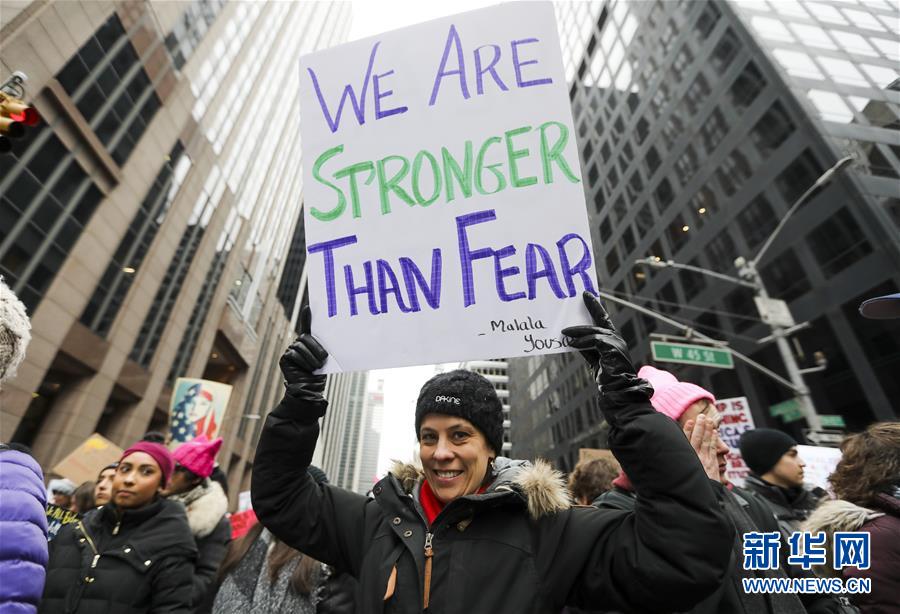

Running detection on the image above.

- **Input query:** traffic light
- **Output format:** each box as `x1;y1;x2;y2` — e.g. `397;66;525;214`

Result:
0;91;40;153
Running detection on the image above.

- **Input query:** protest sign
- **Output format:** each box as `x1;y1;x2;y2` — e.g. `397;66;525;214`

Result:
796;444;842;495
299;2;598;372
46;503;79;541
169;378;233;444
230;509;258;540
715;396;756;486
51;433;124;486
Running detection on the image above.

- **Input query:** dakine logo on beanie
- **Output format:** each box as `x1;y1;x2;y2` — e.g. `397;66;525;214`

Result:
415;370;504;455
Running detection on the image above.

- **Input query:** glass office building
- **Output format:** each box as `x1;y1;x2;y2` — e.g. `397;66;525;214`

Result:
1;0;351;502
510;0;899;471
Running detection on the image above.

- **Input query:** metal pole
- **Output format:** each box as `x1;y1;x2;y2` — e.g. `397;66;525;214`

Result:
736;262;823;431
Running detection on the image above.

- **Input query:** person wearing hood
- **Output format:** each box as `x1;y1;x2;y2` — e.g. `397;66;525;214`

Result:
739;428;828;535
595;367;841;614
252;295;733;613
803;422;900;614
163;436;231;614
39;441;196;614
1;443;48;614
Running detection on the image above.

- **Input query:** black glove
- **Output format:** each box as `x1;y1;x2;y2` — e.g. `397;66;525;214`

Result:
279;307;328;413
562;291;653;406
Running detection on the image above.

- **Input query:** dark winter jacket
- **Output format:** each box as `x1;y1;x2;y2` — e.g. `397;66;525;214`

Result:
212;527;356;614
595;482;843;614
743;474;826;535
804;493;900;614
168;480;231;614
0;447;49;614
252;393;733;614
38;498;197;614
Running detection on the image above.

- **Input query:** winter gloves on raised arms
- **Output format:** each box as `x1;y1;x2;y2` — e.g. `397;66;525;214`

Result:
279;307;329;421
562;291;654;410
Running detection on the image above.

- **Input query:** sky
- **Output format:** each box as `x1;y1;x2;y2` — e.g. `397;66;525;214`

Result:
345;1;496;478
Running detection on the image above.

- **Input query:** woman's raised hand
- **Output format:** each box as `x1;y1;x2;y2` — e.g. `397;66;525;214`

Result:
279;306;328;403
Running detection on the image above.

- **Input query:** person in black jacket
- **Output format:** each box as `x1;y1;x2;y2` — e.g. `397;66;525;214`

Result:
595;373;842;614
164;436;231;614
251;294;733;613
739;428;827;535
39;441;196;614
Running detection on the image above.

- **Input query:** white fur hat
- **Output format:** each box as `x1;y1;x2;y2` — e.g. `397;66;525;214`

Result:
0;276;31;384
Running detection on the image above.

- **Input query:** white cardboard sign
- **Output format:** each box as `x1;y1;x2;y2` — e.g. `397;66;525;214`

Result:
716;396;756;486
299;2;598;372
796;444;842;495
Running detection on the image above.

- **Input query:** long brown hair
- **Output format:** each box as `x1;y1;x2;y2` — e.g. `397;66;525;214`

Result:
829;422;900;507
216;521;321;595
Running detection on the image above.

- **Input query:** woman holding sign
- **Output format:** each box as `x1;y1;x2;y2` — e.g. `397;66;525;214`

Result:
252;293;733;612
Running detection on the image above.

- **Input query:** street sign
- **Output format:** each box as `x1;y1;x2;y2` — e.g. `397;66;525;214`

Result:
650;341;734;368
769;398;804;423
754;296;796;328
819;414;846;428
804;429;846;447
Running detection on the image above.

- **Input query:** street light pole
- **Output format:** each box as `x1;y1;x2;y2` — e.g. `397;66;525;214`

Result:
634;155;854;432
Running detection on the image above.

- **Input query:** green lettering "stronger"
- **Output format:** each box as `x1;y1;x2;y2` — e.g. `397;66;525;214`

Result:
309;120;580;222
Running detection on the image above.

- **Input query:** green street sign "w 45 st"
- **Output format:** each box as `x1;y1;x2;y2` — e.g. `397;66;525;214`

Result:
651;341;734;369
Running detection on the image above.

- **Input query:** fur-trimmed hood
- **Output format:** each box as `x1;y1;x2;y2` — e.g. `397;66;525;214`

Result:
169;479;228;538
801;500;883;578
389;456;570;520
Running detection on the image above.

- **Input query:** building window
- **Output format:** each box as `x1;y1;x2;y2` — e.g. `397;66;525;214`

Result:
681;258;707;297
806;209;873;278
635;117;650;144
605;245;621;275
694;1;721;39
56;13;162;166
81;142;191;337
775;150;824;205
737;195;778;251
599;217;612;242
622;225;637;255
0;126;103;312
707;232;738;272
635;203;654;235
729;61;766;112
645;145;662;177
751;102;796;156
760;249;811;302
164;0;227;69
683;73;711;116
626;171;643;202
658;281;679;315
654;177;675;213
613;196;628;224
723;286;758;333
675;145;700;186
671;44;695;83
667;213;691;253
716;149;753;197
692;185;719;224
594;188;605;213
711;28;740;75
700;107;728;155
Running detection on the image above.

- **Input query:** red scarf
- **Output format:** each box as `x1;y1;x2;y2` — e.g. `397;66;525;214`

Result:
419;480;488;526
612;470;634;492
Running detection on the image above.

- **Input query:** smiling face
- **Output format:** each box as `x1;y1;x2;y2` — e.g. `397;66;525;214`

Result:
112;451;163;509
419;414;494;505
94;467;116;506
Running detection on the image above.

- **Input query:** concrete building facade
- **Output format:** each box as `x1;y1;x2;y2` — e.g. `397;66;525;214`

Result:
1;0;351;504
459;358;513;455
510;0;899;471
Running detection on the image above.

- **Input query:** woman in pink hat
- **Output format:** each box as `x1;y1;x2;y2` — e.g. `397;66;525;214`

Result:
39;441;195;613
164;436;231;614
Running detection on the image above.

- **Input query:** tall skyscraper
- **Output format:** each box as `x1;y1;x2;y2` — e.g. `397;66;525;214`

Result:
354;377;385;493
314;370;370;491
459;359;512;454
510;0;899;471
1;0;351;503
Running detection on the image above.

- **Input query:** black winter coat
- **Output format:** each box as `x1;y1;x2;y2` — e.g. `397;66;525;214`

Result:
252;393;733;614
595;484;843;614
38;498;197;614
742;474;826;535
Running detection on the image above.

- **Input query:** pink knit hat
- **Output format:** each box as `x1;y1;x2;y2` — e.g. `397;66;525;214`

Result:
637;365;716;421
120;441;175;486
172;436;223;479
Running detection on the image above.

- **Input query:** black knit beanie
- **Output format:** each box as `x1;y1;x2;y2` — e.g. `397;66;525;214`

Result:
739;428;797;476
415;370;504;455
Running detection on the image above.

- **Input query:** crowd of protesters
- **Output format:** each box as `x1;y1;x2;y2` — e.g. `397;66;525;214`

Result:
2;277;900;613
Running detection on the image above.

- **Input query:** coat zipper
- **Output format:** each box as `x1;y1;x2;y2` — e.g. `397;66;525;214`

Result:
78;521;101;569
112;521;121;535
423;531;434;609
